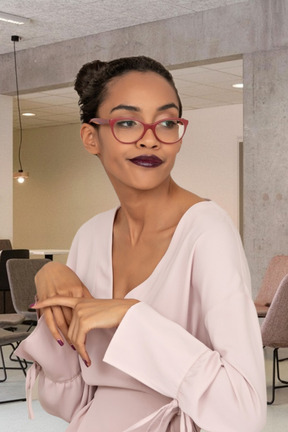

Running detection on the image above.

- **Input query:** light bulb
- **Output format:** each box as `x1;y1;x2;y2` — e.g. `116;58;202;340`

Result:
232;83;243;89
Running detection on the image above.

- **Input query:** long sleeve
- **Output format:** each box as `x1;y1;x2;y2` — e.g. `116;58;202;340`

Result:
103;205;267;432
104;299;266;432
15;316;96;423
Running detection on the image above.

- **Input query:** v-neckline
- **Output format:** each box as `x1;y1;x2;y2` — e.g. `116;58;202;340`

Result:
107;200;212;299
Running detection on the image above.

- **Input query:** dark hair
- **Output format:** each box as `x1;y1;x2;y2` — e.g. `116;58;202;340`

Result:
74;56;182;122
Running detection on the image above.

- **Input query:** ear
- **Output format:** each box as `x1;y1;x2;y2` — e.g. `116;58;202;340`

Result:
80;124;100;155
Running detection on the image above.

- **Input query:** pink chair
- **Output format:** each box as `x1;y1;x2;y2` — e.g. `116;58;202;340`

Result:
261;273;288;404
254;255;288;317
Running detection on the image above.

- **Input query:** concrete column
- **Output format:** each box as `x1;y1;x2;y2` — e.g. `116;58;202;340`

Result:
0;95;13;242
243;48;288;297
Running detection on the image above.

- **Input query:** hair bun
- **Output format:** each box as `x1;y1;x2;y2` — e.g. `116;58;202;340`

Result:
74;60;107;97
73;56;182;123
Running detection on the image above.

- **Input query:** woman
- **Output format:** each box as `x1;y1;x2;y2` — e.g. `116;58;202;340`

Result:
16;56;266;432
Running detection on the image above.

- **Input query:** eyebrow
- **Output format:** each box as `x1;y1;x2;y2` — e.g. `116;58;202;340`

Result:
110;103;179;114
110;105;140;113
157;103;179;112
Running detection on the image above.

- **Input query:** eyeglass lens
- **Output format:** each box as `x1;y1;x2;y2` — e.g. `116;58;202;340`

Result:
113;119;185;144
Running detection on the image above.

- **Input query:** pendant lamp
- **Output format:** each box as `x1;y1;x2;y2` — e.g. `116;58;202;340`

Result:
12;35;29;183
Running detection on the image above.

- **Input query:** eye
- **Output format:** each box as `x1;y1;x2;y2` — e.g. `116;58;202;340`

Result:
159;119;178;129
115;119;138;128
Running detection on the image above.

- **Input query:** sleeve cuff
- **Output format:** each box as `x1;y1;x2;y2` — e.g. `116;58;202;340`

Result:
15;315;81;382
103;302;207;398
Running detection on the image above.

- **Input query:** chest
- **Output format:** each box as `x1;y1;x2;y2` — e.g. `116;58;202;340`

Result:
112;229;175;299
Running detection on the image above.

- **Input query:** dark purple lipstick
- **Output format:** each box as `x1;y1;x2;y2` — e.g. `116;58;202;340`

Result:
129;155;163;168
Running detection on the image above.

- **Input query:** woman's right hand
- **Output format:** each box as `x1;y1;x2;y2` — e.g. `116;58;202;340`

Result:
34;262;92;345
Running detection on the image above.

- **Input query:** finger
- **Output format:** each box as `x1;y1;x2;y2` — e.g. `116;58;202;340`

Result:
68;314;91;367
33;296;79;310
51;306;70;342
43;307;65;346
62;306;73;326
60;306;75;349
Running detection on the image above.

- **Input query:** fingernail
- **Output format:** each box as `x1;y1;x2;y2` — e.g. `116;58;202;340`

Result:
83;359;89;367
29;303;35;308
57;339;64;347
71;344;76;351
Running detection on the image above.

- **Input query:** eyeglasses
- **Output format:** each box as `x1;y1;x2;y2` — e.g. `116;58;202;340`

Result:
89;117;188;144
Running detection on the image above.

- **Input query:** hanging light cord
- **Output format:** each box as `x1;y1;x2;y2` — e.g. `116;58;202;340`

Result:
13;39;23;172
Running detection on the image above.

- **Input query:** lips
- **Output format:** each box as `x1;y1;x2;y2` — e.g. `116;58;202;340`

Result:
129;155;163;168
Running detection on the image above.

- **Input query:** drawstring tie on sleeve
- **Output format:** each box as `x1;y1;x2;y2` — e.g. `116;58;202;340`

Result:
124;399;196;432
25;362;41;419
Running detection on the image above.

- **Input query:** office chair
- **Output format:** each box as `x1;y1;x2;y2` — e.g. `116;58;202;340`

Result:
0;249;29;313
7;258;50;327
254;255;288;318
261;273;288;404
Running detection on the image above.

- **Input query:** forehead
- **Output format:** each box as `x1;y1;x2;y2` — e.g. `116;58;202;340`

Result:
102;71;179;109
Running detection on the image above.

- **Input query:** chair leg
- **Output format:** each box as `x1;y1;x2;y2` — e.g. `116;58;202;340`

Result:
0;343;27;382
0;346;8;382
9;342;28;369
0;398;26;404
279;356;288;367
267;348;277;405
267;348;288;404
0;343;27;404
276;351;288;384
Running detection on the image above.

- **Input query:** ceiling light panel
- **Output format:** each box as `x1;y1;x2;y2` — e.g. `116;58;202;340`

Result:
0;11;30;24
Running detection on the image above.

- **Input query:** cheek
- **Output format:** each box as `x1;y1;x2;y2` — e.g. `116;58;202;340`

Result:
175;141;182;154
97;141;125;170
167;143;182;161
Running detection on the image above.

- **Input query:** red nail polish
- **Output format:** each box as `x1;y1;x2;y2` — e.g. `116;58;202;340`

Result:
71;344;76;351
83;359;89;367
57;339;64;347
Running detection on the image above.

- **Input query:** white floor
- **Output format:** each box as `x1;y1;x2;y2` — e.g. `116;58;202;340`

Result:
0;346;287;431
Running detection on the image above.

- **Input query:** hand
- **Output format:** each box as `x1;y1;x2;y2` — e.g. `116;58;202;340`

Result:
34;262;91;344
33;296;139;366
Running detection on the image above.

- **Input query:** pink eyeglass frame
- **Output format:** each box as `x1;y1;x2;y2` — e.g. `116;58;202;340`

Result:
89;117;189;144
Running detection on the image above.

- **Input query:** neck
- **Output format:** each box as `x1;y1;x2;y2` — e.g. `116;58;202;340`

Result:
113;177;180;243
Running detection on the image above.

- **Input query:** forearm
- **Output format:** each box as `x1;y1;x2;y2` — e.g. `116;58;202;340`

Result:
15;316;95;422
104;301;267;432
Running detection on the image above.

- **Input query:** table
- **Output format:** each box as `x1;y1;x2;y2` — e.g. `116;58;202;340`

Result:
29;249;69;260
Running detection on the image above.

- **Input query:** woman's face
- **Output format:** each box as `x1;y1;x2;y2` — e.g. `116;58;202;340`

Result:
82;71;183;193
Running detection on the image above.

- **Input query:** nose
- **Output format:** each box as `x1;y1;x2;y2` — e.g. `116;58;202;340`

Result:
136;128;159;149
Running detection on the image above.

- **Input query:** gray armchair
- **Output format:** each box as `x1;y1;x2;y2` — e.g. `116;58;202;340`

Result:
0;249;29;313
7;258;50;326
0;240;12;250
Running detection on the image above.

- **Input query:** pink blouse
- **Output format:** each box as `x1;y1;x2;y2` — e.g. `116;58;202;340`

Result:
16;201;267;432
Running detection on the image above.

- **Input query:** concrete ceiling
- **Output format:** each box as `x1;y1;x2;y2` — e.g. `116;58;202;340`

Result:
0;1;248;55
0;0;245;128
14;59;243;129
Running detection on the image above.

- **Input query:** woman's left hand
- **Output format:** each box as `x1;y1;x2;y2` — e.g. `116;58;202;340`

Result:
33;296;139;367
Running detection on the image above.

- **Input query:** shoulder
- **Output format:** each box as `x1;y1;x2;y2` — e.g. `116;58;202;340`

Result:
67;207;117;264
180;200;238;239
185;201;251;292
173;186;236;237
180;201;249;273
74;207;118;239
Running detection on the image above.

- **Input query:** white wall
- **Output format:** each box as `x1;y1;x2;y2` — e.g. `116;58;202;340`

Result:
13;124;118;261
173;104;243;228
0;95;13;241
13;104;242;257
